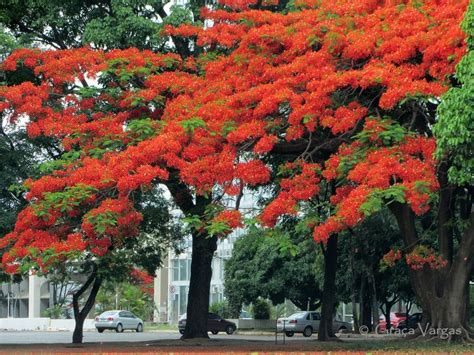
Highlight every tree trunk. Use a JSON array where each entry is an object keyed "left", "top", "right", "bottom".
[
  {"left": 166, "top": 182, "right": 218, "bottom": 339},
  {"left": 390, "top": 203, "right": 474, "bottom": 340},
  {"left": 359, "top": 278, "right": 372, "bottom": 330},
  {"left": 380, "top": 297, "right": 398, "bottom": 332},
  {"left": 72, "top": 272, "right": 101, "bottom": 344},
  {"left": 351, "top": 294, "right": 360, "bottom": 334},
  {"left": 382, "top": 302, "right": 392, "bottom": 332},
  {"left": 182, "top": 232, "right": 218, "bottom": 339},
  {"left": 369, "top": 270, "right": 379, "bottom": 330},
  {"left": 406, "top": 300, "right": 412, "bottom": 316},
  {"left": 349, "top": 234, "right": 360, "bottom": 333},
  {"left": 318, "top": 234, "right": 338, "bottom": 341}
]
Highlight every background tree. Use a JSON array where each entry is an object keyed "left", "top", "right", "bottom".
[
  {"left": 335, "top": 212, "right": 415, "bottom": 332},
  {"left": 0, "top": 0, "right": 166, "bottom": 50},
  {"left": 224, "top": 218, "right": 322, "bottom": 316}
]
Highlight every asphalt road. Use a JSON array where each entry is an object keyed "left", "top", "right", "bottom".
[{"left": 0, "top": 330, "right": 310, "bottom": 344}]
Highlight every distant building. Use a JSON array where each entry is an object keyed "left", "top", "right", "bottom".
[
  {"left": 0, "top": 274, "right": 51, "bottom": 318},
  {"left": 0, "top": 272, "right": 92, "bottom": 320}
]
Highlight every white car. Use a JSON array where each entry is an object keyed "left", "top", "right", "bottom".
[
  {"left": 95, "top": 310, "right": 144, "bottom": 333},
  {"left": 277, "top": 311, "right": 351, "bottom": 337}
]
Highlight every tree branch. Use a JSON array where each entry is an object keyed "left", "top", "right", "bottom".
[{"left": 72, "top": 265, "right": 97, "bottom": 320}]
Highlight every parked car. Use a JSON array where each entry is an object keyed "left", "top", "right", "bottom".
[
  {"left": 378, "top": 312, "right": 407, "bottom": 332},
  {"left": 239, "top": 310, "right": 252, "bottom": 319},
  {"left": 276, "top": 311, "right": 351, "bottom": 337},
  {"left": 178, "top": 312, "right": 237, "bottom": 335},
  {"left": 397, "top": 312, "right": 423, "bottom": 330},
  {"left": 333, "top": 313, "right": 352, "bottom": 333},
  {"left": 94, "top": 310, "right": 144, "bottom": 333}
]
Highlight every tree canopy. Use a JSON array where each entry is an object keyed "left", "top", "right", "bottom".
[
  {"left": 0, "top": 0, "right": 467, "bottom": 268},
  {"left": 0, "top": 0, "right": 472, "bottom": 341}
]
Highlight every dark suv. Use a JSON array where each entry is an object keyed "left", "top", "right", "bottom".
[
  {"left": 178, "top": 312, "right": 237, "bottom": 335},
  {"left": 397, "top": 312, "right": 423, "bottom": 330}
]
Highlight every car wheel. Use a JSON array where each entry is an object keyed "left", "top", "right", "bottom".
[
  {"left": 179, "top": 329, "right": 185, "bottom": 335},
  {"left": 136, "top": 323, "right": 143, "bottom": 333},
  {"left": 211, "top": 331, "right": 219, "bottom": 335},
  {"left": 285, "top": 331, "right": 294, "bottom": 337},
  {"left": 226, "top": 325, "right": 235, "bottom": 335},
  {"left": 97, "top": 328, "right": 105, "bottom": 333},
  {"left": 338, "top": 326, "right": 347, "bottom": 333},
  {"left": 303, "top": 326, "right": 313, "bottom": 337},
  {"left": 115, "top": 323, "right": 124, "bottom": 333}
]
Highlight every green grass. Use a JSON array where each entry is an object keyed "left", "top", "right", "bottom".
[{"left": 143, "top": 322, "right": 177, "bottom": 331}]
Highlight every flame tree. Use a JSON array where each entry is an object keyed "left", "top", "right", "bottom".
[{"left": 0, "top": 0, "right": 472, "bottom": 341}]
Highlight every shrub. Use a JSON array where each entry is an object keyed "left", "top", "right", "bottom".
[
  {"left": 209, "top": 300, "right": 233, "bottom": 319},
  {"left": 252, "top": 298, "right": 271, "bottom": 319},
  {"left": 41, "top": 304, "right": 64, "bottom": 319}
]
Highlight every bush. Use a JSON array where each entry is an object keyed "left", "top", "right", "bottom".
[
  {"left": 209, "top": 300, "right": 233, "bottom": 319},
  {"left": 252, "top": 298, "right": 271, "bottom": 319},
  {"left": 41, "top": 304, "right": 64, "bottom": 319}
]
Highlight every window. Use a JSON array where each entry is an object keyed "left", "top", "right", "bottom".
[
  {"left": 172, "top": 259, "right": 192, "bottom": 281},
  {"left": 172, "top": 260, "right": 179, "bottom": 281},
  {"left": 179, "top": 259, "right": 187, "bottom": 280},
  {"left": 311, "top": 312, "right": 320, "bottom": 320}
]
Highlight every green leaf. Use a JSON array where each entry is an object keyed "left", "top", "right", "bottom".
[{"left": 179, "top": 117, "right": 206, "bottom": 134}]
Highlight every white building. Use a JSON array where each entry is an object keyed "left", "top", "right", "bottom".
[{"left": 0, "top": 274, "right": 51, "bottom": 318}]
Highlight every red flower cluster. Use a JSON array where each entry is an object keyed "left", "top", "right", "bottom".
[
  {"left": 405, "top": 246, "right": 448, "bottom": 270},
  {"left": 261, "top": 163, "right": 320, "bottom": 226},
  {"left": 213, "top": 210, "right": 243, "bottom": 230},
  {"left": 381, "top": 249, "right": 402, "bottom": 268},
  {"left": 0, "top": 0, "right": 467, "bottom": 274},
  {"left": 130, "top": 268, "right": 154, "bottom": 296}
]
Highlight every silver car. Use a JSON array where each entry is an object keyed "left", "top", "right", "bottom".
[
  {"left": 95, "top": 310, "right": 144, "bottom": 333},
  {"left": 277, "top": 311, "right": 351, "bottom": 337}
]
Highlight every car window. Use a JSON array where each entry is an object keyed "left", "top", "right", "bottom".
[
  {"left": 311, "top": 312, "right": 320, "bottom": 320},
  {"left": 306, "top": 313, "right": 311, "bottom": 320},
  {"left": 124, "top": 311, "right": 134, "bottom": 318},
  {"left": 118, "top": 311, "right": 126, "bottom": 317},
  {"left": 100, "top": 311, "right": 117, "bottom": 317},
  {"left": 288, "top": 312, "right": 306, "bottom": 318},
  {"left": 208, "top": 313, "right": 220, "bottom": 320}
]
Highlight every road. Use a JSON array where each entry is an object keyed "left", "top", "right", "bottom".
[{"left": 0, "top": 330, "right": 311, "bottom": 344}]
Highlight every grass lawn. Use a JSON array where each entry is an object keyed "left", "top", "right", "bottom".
[{"left": 143, "top": 322, "right": 177, "bottom": 331}]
